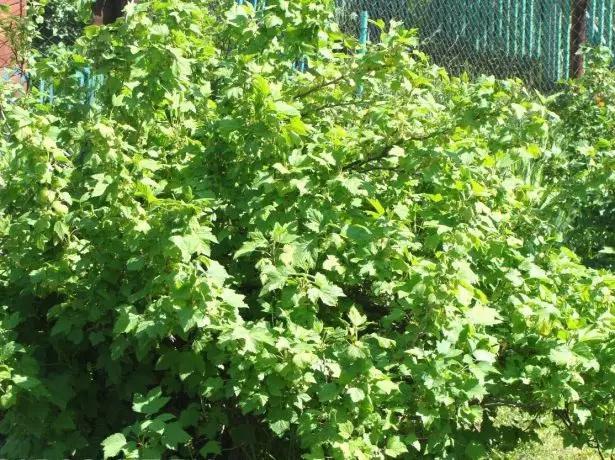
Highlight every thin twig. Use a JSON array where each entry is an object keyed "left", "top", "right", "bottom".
[
  {"left": 357, "top": 165, "right": 401, "bottom": 173},
  {"left": 342, "top": 126, "right": 449, "bottom": 172},
  {"left": 293, "top": 75, "right": 346, "bottom": 100},
  {"left": 342, "top": 144, "right": 396, "bottom": 171},
  {"left": 596, "top": 439, "right": 606, "bottom": 460},
  {"left": 304, "top": 97, "right": 386, "bottom": 115},
  {"left": 482, "top": 400, "right": 544, "bottom": 411}
]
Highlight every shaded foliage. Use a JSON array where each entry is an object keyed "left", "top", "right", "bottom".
[{"left": 0, "top": 1, "right": 613, "bottom": 459}]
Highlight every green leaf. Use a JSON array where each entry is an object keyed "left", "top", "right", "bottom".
[
  {"left": 375, "top": 380, "right": 399, "bottom": 395},
  {"left": 292, "top": 351, "right": 317, "bottom": 368},
  {"left": 347, "top": 306, "right": 366, "bottom": 327},
  {"left": 0, "top": 365, "right": 11, "bottom": 381},
  {"left": 102, "top": 433, "right": 126, "bottom": 459},
  {"left": 269, "top": 419, "right": 290, "bottom": 436},
  {"left": 207, "top": 260, "right": 229, "bottom": 285},
  {"left": 53, "top": 221, "right": 69, "bottom": 241},
  {"left": 338, "top": 420, "right": 354, "bottom": 439},
  {"left": 163, "top": 422, "right": 191, "bottom": 450},
  {"left": 260, "top": 264, "right": 288, "bottom": 294},
  {"left": 273, "top": 101, "right": 300, "bottom": 117},
  {"left": 505, "top": 269, "right": 524, "bottom": 287},
  {"left": 234, "top": 240, "right": 265, "bottom": 259},
  {"left": 322, "top": 255, "right": 342, "bottom": 272},
  {"left": 313, "top": 273, "right": 345, "bottom": 306},
  {"left": 385, "top": 436, "right": 408, "bottom": 458},
  {"left": 367, "top": 198, "right": 385, "bottom": 216},
  {"left": 12, "top": 374, "right": 42, "bottom": 390},
  {"left": 465, "top": 304, "right": 502, "bottom": 326},
  {"left": 253, "top": 75, "right": 271, "bottom": 97},
  {"left": 464, "top": 440, "right": 486, "bottom": 459},
  {"left": 347, "top": 343, "right": 367, "bottom": 361},
  {"left": 574, "top": 407, "right": 591, "bottom": 425},
  {"left": 220, "top": 288, "right": 248, "bottom": 309},
  {"left": 200, "top": 441, "right": 222, "bottom": 456},
  {"left": 133, "top": 387, "right": 171, "bottom": 415},
  {"left": 317, "top": 383, "right": 339, "bottom": 402},
  {"left": 126, "top": 256, "right": 145, "bottom": 271},
  {"left": 113, "top": 307, "right": 139, "bottom": 335},
  {"left": 347, "top": 387, "right": 365, "bottom": 402},
  {"left": 404, "top": 434, "right": 421, "bottom": 452},
  {"left": 473, "top": 349, "right": 496, "bottom": 364},
  {"left": 264, "top": 14, "right": 283, "bottom": 28},
  {"left": 549, "top": 347, "right": 576, "bottom": 367},
  {"left": 169, "top": 234, "right": 204, "bottom": 262},
  {"left": 150, "top": 24, "right": 170, "bottom": 36}
]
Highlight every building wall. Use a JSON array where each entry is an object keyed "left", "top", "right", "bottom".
[{"left": 0, "top": 0, "right": 26, "bottom": 73}]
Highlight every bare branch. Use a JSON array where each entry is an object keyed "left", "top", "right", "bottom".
[
  {"left": 341, "top": 126, "right": 450, "bottom": 172},
  {"left": 293, "top": 75, "right": 347, "bottom": 100},
  {"left": 304, "top": 97, "right": 386, "bottom": 116}
]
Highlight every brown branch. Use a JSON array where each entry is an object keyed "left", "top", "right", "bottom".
[
  {"left": 293, "top": 56, "right": 404, "bottom": 102},
  {"left": 342, "top": 144, "right": 396, "bottom": 172},
  {"left": 357, "top": 165, "right": 401, "bottom": 173},
  {"left": 341, "top": 126, "right": 450, "bottom": 172},
  {"left": 596, "top": 441, "right": 606, "bottom": 460},
  {"left": 293, "top": 75, "right": 347, "bottom": 100},
  {"left": 482, "top": 400, "right": 544, "bottom": 411},
  {"left": 303, "top": 97, "right": 386, "bottom": 116}
]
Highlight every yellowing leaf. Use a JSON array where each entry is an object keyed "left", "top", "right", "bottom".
[
  {"left": 102, "top": 433, "right": 126, "bottom": 459},
  {"left": 346, "top": 387, "right": 365, "bottom": 402},
  {"left": 273, "top": 101, "right": 300, "bottom": 117},
  {"left": 549, "top": 347, "right": 576, "bottom": 367},
  {"left": 347, "top": 306, "right": 366, "bottom": 327},
  {"left": 367, "top": 198, "right": 385, "bottom": 216},
  {"left": 472, "top": 349, "right": 496, "bottom": 363},
  {"left": 465, "top": 304, "right": 502, "bottom": 326}
]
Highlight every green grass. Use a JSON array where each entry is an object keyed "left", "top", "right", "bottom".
[
  {"left": 492, "top": 408, "right": 600, "bottom": 460},
  {"left": 502, "top": 425, "right": 598, "bottom": 460}
]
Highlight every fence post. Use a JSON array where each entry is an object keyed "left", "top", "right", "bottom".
[
  {"left": 359, "top": 11, "right": 369, "bottom": 50},
  {"left": 521, "top": 0, "right": 527, "bottom": 56},
  {"left": 357, "top": 11, "right": 368, "bottom": 97},
  {"left": 588, "top": 0, "right": 597, "bottom": 43},
  {"left": 556, "top": 2, "right": 563, "bottom": 80},
  {"left": 39, "top": 79, "right": 46, "bottom": 104},
  {"left": 564, "top": 0, "right": 571, "bottom": 76},
  {"left": 528, "top": 0, "right": 535, "bottom": 57},
  {"left": 607, "top": 0, "right": 613, "bottom": 51},
  {"left": 505, "top": 0, "right": 512, "bottom": 55},
  {"left": 598, "top": 0, "right": 605, "bottom": 42}
]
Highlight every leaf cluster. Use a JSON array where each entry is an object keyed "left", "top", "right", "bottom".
[{"left": 0, "top": 1, "right": 613, "bottom": 459}]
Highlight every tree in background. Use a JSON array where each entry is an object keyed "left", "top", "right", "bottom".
[
  {"left": 570, "top": 0, "right": 589, "bottom": 77},
  {"left": 92, "top": 0, "right": 133, "bottom": 25},
  {"left": 32, "top": 0, "right": 93, "bottom": 54}
]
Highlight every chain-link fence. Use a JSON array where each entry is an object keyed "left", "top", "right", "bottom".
[
  {"left": 335, "top": 0, "right": 614, "bottom": 89},
  {"left": 3, "top": 1, "right": 613, "bottom": 92}
]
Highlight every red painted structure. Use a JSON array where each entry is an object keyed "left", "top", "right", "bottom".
[{"left": 0, "top": 0, "right": 26, "bottom": 71}]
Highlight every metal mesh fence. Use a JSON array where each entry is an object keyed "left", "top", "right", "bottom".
[
  {"left": 335, "top": 0, "right": 615, "bottom": 89},
  {"left": 3, "top": 0, "right": 613, "bottom": 93}
]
